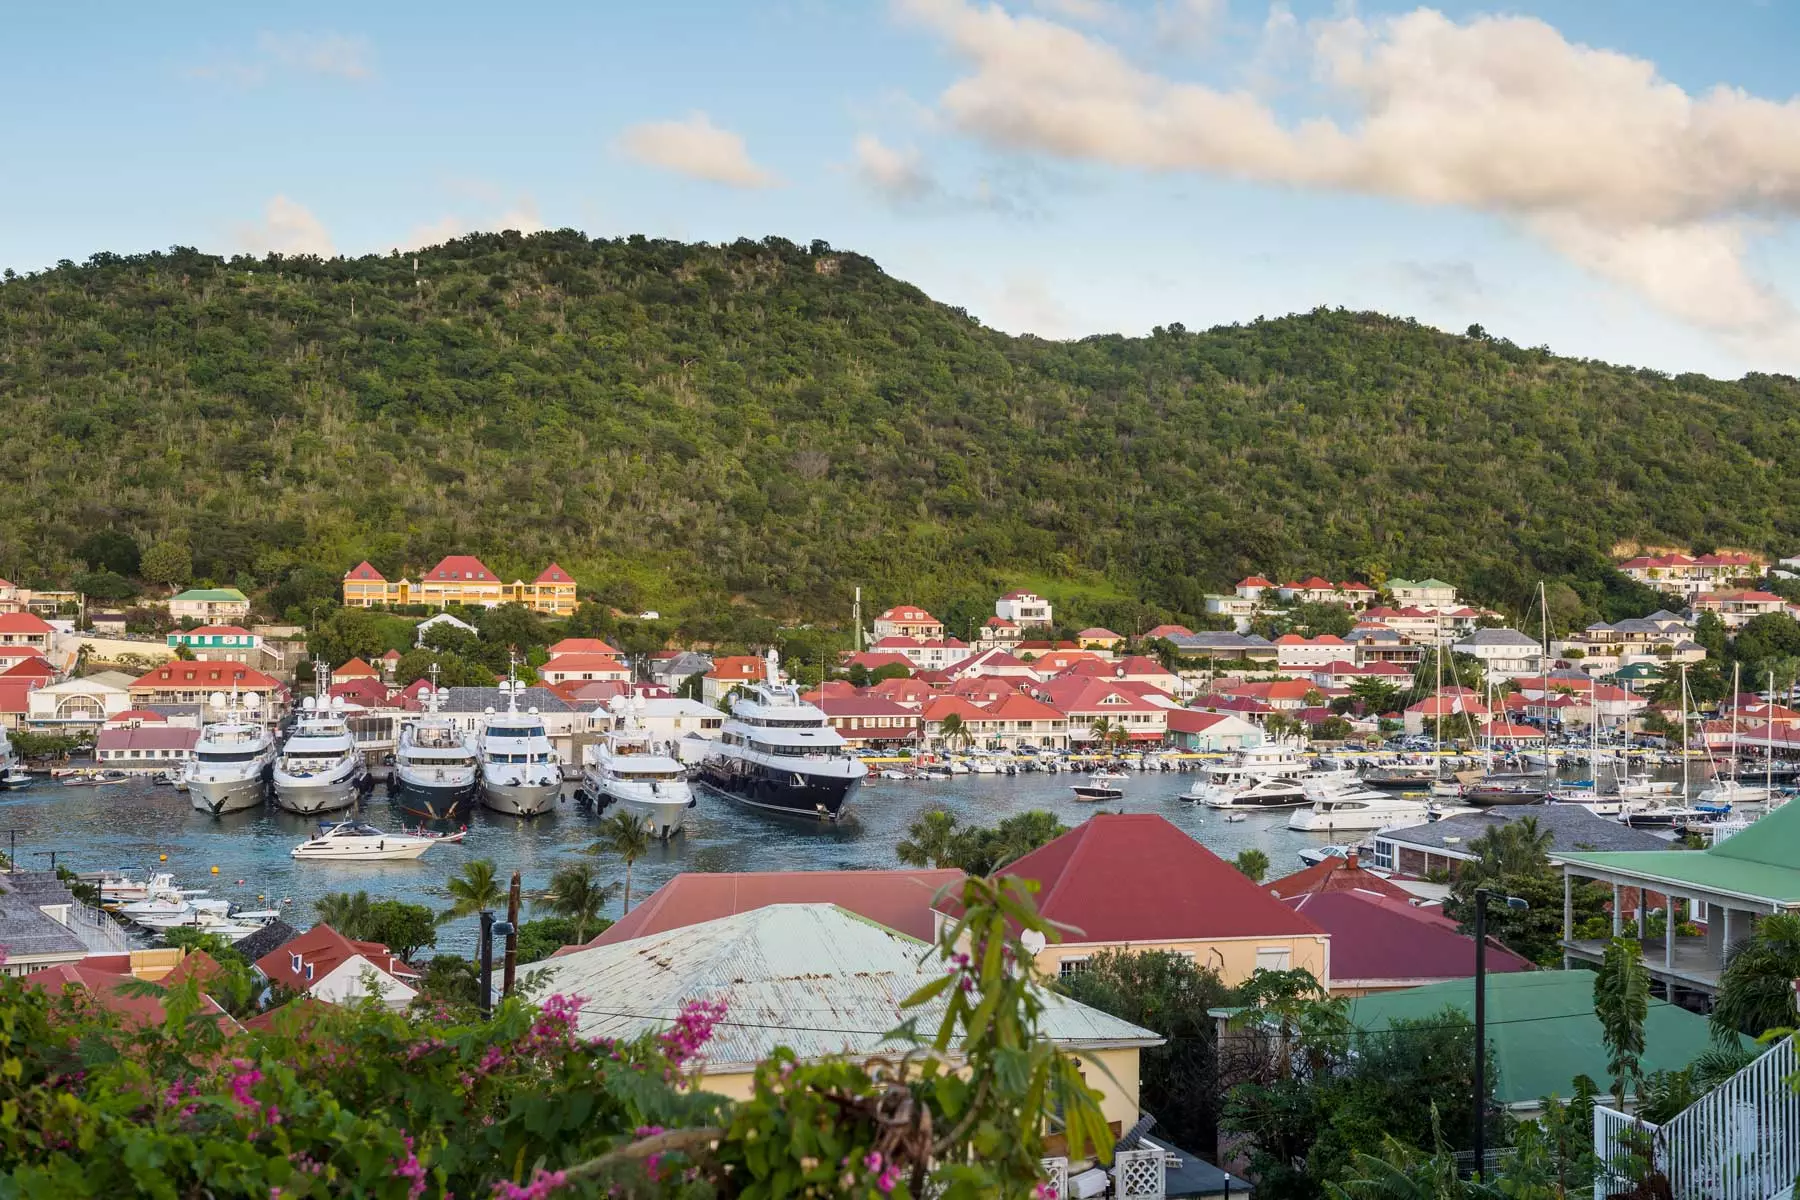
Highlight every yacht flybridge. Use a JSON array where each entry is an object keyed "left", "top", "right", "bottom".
[
  {"left": 696, "top": 649, "right": 866, "bottom": 820},
  {"left": 185, "top": 689, "right": 275, "bottom": 815},
  {"left": 582, "top": 694, "right": 695, "bottom": 838},
  {"left": 477, "top": 672, "right": 561, "bottom": 818}
]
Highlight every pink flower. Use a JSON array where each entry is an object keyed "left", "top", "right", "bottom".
[
  {"left": 658, "top": 997, "right": 727, "bottom": 1067},
  {"left": 864, "top": 1151, "right": 884, "bottom": 1173},
  {"left": 878, "top": 1165, "right": 902, "bottom": 1193},
  {"left": 490, "top": 1168, "right": 567, "bottom": 1200}
]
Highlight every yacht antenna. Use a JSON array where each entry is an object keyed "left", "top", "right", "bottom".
[
  {"left": 429, "top": 662, "right": 441, "bottom": 714},
  {"left": 312, "top": 657, "right": 328, "bottom": 702},
  {"left": 506, "top": 653, "right": 521, "bottom": 713},
  {"left": 853, "top": 586, "right": 862, "bottom": 654}
]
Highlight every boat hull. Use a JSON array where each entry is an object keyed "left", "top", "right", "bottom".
[
  {"left": 695, "top": 758, "right": 860, "bottom": 820},
  {"left": 393, "top": 772, "right": 478, "bottom": 820},
  {"left": 189, "top": 773, "right": 267, "bottom": 815},
  {"left": 480, "top": 779, "right": 561, "bottom": 818},
  {"left": 291, "top": 841, "right": 436, "bottom": 861},
  {"left": 1071, "top": 786, "right": 1123, "bottom": 802},
  {"left": 1461, "top": 788, "right": 1548, "bottom": 807},
  {"left": 1201, "top": 791, "right": 1310, "bottom": 810},
  {"left": 591, "top": 777, "right": 695, "bottom": 837},
  {"left": 273, "top": 763, "right": 364, "bottom": 815},
  {"left": 1287, "top": 808, "right": 1425, "bottom": 832}
]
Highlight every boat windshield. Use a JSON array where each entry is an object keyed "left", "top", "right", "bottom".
[
  {"left": 198, "top": 749, "right": 265, "bottom": 763},
  {"left": 487, "top": 725, "right": 543, "bottom": 739}
]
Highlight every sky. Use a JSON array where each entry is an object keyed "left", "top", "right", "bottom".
[{"left": 5, "top": 1, "right": 1800, "bottom": 378}]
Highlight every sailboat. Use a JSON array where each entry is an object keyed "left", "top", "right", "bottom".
[{"left": 1461, "top": 583, "right": 1552, "bottom": 808}]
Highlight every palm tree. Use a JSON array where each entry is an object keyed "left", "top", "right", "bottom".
[
  {"left": 535, "top": 862, "right": 619, "bottom": 943},
  {"left": 588, "top": 808, "right": 652, "bottom": 912},
  {"left": 1711, "top": 912, "right": 1800, "bottom": 1039},
  {"left": 938, "top": 711, "right": 969, "bottom": 753},
  {"left": 437, "top": 858, "right": 505, "bottom": 926},
  {"left": 1089, "top": 716, "right": 1115, "bottom": 750},
  {"left": 897, "top": 809, "right": 962, "bottom": 869},
  {"left": 1234, "top": 849, "right": 1270, "bottom": 883},
  {"left": 315, "top": 890, "right": 374, "bottom": 938},
  {"left": 1594, "top": 936, "right": 1650, "bottom": 1108}
]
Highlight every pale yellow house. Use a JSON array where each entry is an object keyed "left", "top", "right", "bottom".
[
  {"left": 951, "top": 813, "right": 1331, "bottom": 989},
  {"left": 529, "top": 902, "right": 1162, "bottom": 1138},
  {"left": 343, "top": 556, "right": 578, "bottom": 616}
]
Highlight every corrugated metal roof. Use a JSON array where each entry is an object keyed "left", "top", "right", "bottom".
[{"left": 529, "top": 903, "right": 1160, "bottom": 1070}]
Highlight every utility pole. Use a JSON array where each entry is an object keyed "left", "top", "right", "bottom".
[
  {"left": 853, "top": 587, "right": 862, "bottom": 654},
  {"left": 1472, "top": 888, "right": 1527, "bottom": 1180},
  {"left": 502, "top": 871, "right": 522, "bottom": 998},
  {"left": 478, "top": 910, "right": 495, "bottom": 1020}
]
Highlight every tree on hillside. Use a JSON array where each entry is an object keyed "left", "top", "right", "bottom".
[
  {"left": 478, "top": 603, "right": 545, "bottom": 655},
  {"left": 76, "top": 530, "right": 140, "bottom": 577},
  {"left": 140, "top": 540, "right": 192, "bottom": 589}
]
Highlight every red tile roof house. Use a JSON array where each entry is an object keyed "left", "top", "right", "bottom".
[
  {"left": 548, "top": 637, "right": 621, "bottom": 657},
  {"left": 254, "top": 924, "right": 421, "bottom": 1010},
  {"left": 0, "top": 676, "right": 42, "bottom": 730},
  {"left": 129, "top": 662, "right": 285, "bottom": 716},
  {"left": 1034, "top": 678, "right": 1169, "bottom": 744},
  {"left": 554, "top": 867, "right": 966, "bottom": 956},
  {"left": 539, "top": 653, "right": 632, "bottom": 685},
  {"left": 945, "top": 813, "right": 1330, "bottom": 988},
  {"left": 331, "top": 657, "right": 381, "bottom": 684},
  {"left": 0, "top": 611, "right": 54, "bottom": 652},
  {"left": 94, "top": 725, "right": 202, "bottom": 772},
  {"left": 25, "top": 952, "right": 240, "bottom": 1031},
  {"left": 1266, "top": 854, "right": 1416, "bottom": 903},
  {"left": 702, "top": 654, "right": 768, "bottom": 706},
  {"left": 871, "top": 605, "right": 944, "bottom": 641},
  {"left": 1280, "top": 888, "right": 1533, "bottom": 995}
]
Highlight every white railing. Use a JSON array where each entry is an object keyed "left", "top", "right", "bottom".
[
  {"left": 1595, "top": 1037, "right": 1800, "bottom": 1200},
  {"left": 1039, "top": 1157, "right": 1067, "bottom": 1200},
  {"left": 1115, "top": 1147, "right": 1167, "bottom": 1198},
  {"left": 1594, "top": 1106, "right": 1658, "bottom": 1200}
]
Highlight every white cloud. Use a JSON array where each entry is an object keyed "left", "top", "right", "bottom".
[
  {"left": 234, "top": 196, "right": 336, "bottom": 257},
  {"left": 401, "top": 196, "right": 546, "bottom": 250},
  {"left": 616, "top": 113, "right": 780, "bottom": 188},
  {"left": 897, "top": 0, "right": 1800, "bottom": 361},
  {"left": 1031, "top": 0, "right": 1117, "bottom": 22},
  {"left": 984, "top": 273, "right": 1084, "bottom": 338},
  {"left": 190, "top": 31, "right": 374, "bottom": 85},
  {"left": 852, "top": 134, "right": 939, "bottom": 203},
  {"left": 1154, "top": 0, "right": 1227, "bottom": 50}
]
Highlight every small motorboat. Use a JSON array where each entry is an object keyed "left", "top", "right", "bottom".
[
  {"left": 291, "top": 820, "right": 442, "bottom": 862},
  {"left": 1071, "top": 775, "right": 1124, "bottom": 802},
  {"left": 1297, "top": 843, "right": 1355, "bottom": 867},
  {"left": 61, "top": 770, "right": 132, "bottom": 788},
  {"left": 1223, "top": 812, "right": 1249, "bottom": 823}
]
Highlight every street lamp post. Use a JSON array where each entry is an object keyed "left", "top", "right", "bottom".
[
  {"left": 477, "top": 910, "right": 517, "bottom": 1022},
  {"left": 1472, "top": 887, "right": 1527, "bottom": 1181}
]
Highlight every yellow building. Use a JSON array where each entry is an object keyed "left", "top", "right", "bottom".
[
  {"left": 531, "top": 902, "right": 1163, "bottom": 1140},
  {"left": 342, "top": 556, "right": 577, "bottom": 616},
  {"left": 959, "top": 812, "right": 1331, "bottom": 989}
]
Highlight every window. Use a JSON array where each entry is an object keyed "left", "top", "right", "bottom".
[
  {"left": 305, "top": 963, "right": 314, "bottom": 981},
  {"left": 290, "top": 953, "right": 302, "bottom": 973},
  {"left": 1255, "top": 947, "right": 1292, "bottom": 972},
  {"left": 1058, "top": 957, "right": 1090, "bottom": 978}
]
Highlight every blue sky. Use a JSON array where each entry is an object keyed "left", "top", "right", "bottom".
[{"left": 5, "top": 0, "right": 1799, "bottom": 377}]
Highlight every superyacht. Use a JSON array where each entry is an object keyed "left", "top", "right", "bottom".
[
  {"left": 272, "top": 695, "right": 366, "bottom": 815},
  {"left": 696, "top": 649, "right": 866, "bottom": 819},
  {"left": 185, "top": 690, "right": 275, "bottom": 815},
  {"left": 582, "top": 694, "right": 695, "bottom": 838},
  {"left": 392, "top": 678, "right": 479, "bottom": 819},
  {"left": 477, "top": 675, "right": 562, "bottom": 817}
]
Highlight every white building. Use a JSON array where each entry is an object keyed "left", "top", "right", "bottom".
[
  {"left": 25, "top": 673, "right": 136, "bottom": 730},
  {"left": 1451, "top": 628, "right": 1546, "bottom": 682},
  {"left": 993, "top": 590, "right": 1053, "bottom": 629},
  {"left": 870, "top": 605, "right": 943, "bottom": 641},
  {"left": 1272, "top": 634, "right": 1350, "bottom": 670},
  {"left": 1388, "top": 578, "right": 1459, "bottom": 608}
]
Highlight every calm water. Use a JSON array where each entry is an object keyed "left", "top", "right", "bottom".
[{"left": 3, "top": 770, "right": 1322, "bottom": 954}]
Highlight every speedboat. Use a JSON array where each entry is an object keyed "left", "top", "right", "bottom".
[
  {"left": 477, "top": 677, "right": 562, "bottom": 818},
  {"left": 1297, "top": 843, "right": 1355, "bottom": 867},
  {"left": 696, "top": 650, "right": 867, "bottom": 820},
  {"left": 1071, "top": 774, "right": 1124, "bottom": 802},
  {"left": 1186, "top": 743, "right": 1311, "bottom": 804},
  {"left": 291, "top": 819, "right": 441, "bottom": 861},
  {"left": 392, "top": 684, "right": 479, "bottom": 820},
  {"left": 186, "top": 694, "right": 275, "bottom": 815},
  {"left": 1695, "top": 779, "right": 1772, "bottom": 807},
  {"left": 0, "top": 727, "right": 30, "bottom": 790},
  {"left": 1201, "top": 777, "right": 1311, "bottom": 810},
  {"left": 1287, "top": 784, "right": 1431, "bottom": 832},
  {"left": 1359, "top": 760, "right": 1438, "bottom": 787},
  {"left": 582, "top": 695, "right": 695, "bottom": 838},
  {"left": 273, "top": 697, "right": 366, "bottom": 815},
  {"left": 1460, "top": 773, "right": 1550, "bottom": 807},
  {"left": 60, "top": 770, "right": 131, "bottom": 787}
]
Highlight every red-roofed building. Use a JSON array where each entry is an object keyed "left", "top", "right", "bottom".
[
  {"left": 808, "top": 694, "right": 921, "bottom": 749},
  {"left": 346, "top": 555, "right": 577, "bottom": 614},
  {"left": 1144, "top": 624, "right": 1193, "bottom": 640},
  {"left": 1403, "top": 693, "right": 1492, "bottom": 734},
  {"left": 1027, "top": 649, "right": 1103, "bottom": 674},
  {"left": 1693, "top": 590, "right": 1789, "bottom": 630},
  {"left": 1218, "top": 678, "right": 1320, "bottom": 711},
  {"left": 0, "top": 611, "right": 54, "bottom": 652},
  {"left": 1236, "top": 576, "right": 1274, "bottom": 599},
  {"left": 976, "top": 614, "right": 1022, "bottom": 649},
  {"left": 527, "top": 563, "right": 579, "bottom": 616},
  {"left": 380, "top": 649, "right": 401, "bottom": 675},
  {"left": 920, "top": 695, "right": 995, "bottom": 748},
  {"left": 978, "top": 691, "right": 1070, "bottom": 749},
  {"left": 0, "top": 656, "right": 55, "bottom": 683},
  {"left": 1053, "top": 655, "right": 1181, "bottom": 696},
  {"left": 869, "top": 676, "right": 937, "bottom": 708},
  {"left": 327, "top": 679, "right": 395, "bottom": 710},
  {"left": 870, "top": 635, "right": 972, "bottom": 671},
  {"left": 0, "top": 676, "right": 43, "bottom": 729},
  {"left": 994, "top": 590, "right": 1053, "bottom": 628},
  {"left": 1273, "top": 633, "right": 1349, "bottom": 669},
  {"left": 332, "top": 657, "right": 380, "bottom": 684},
  {"left": 872, "top": 605, "right": 943, "bottom": 641},
  {"left": 1266, "top": 855, "right": 1414, "bottom": 902},
  {"left": 1164, "top": 708, "right": 1261, "bottom": 751},
  {"left": 961, "top": 814, "right": 1329, "bottom": 986},
  {"left": 1277, "top": 576, "right": 1345, "bottom": 604},
  {"left": 1619, "top": 550, "right": 1762, "bottom": 599},
  {"left": 703, "top": 654, "right": 769, "bottom": 706},
  {"left": 94, "top": 724, "right": 201, "bottom": 771},
  {"left": 254, "top": 924, "right": 420, "bottom": 1010},
  {"left": 0, "top": 645, "right": 49, "bottom": 672},
  {"left": 545, "top": 638, "right": 613, "bottom": 657},
  {"left": 951, "top": 647, "right": 1037, "bottom": 680},
  {"left": 128, "top": 662, "right": 283, "bottom": 717},
  {"left": 558, "top": 868, "right": 967, "bottom": 955},
  {"left": 843, "top": 651, "right": 914, "bottom": 676},
  {"left": 1485, "top": 722, "right": 1545, "bottom": 743},
  {"left": 1076, "top": 627, "right": 1123, "bottom": 652},
  {"left": 167, "top": 624, "right": 264, "bottom": 665},
  {"left": 1034, "top": 677, "right": 1168, "bottom": 743},
  {"left": 1281, "top": 888, "right": 1531, "bottom": 994},
  {"left": 540, "top": 653, "right": 632, "bottom": 686},
  {"left": 24, "top": 958, "right": 238, "bottom": 1030}
]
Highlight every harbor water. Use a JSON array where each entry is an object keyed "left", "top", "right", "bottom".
[{"left": 4, "top": 770, "right": 1320, "bottom": 954}]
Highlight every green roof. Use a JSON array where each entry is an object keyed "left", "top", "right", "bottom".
[
  {"left": 172, "top": 588, "right": 247, "bottom": 602},
  {"left": 1560, "top": 799, "right": 1800, "bottom": 905},
  {"left": 1606, "top": 663, "right": 1665, "bottom": 681},
  {"left": 1347, "top": 971, "right": 1737, "bottom": 1105},
  {"left": 1389, "top": 577, "right": 1454, "bottom": 589}
]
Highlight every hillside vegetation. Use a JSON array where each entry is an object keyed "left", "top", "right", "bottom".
[{"left": 3, "top": 230, "right": 1798, "bottom": 629}]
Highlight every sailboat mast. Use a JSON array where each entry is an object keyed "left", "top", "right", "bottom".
[
  {"left": 1680, "top": 663, "right": 1690, "bottom": 801},
  {"left": 1769, "top": 668, "right": 1776, "bottom": 801},
  {"left": 1731, "top": 661, "right": 1741, "bottom": 785}
]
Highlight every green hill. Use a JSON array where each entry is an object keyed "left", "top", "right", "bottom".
[{"left": 3, "top": 231, "right": 1797, "bottom": 633}]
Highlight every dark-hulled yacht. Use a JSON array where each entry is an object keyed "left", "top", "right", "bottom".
[{"left": 695, "top": 650, "right": 866, "bottom": 820}]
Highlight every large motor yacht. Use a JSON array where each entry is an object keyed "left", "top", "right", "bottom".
[
  {"left": 1185, "top": 741, "right": 1311, "bottom": 806},
  {"left": 696, "top": 650, "right": 866, "bottom": 820},
  {"left": 477, "top": 677, "right": 562, "bottom": 818},
  {"left": 392, "top": 682, "right": 479, "bottom": 820},
  {"left": 185, "top": 690, "right": 276, "bottom": 815},
  {"left": 273, "top": 694, "right": 366, "bottom": 815},
  {"left": 1287, "top": 782, "right": 1432, "bottom": 832},
  {"left": 582, "top": 695, "right": 694, "bottom": 838}
]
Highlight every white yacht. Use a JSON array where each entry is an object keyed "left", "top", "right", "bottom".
[
  {"left": 696, "top": 649, "right": 867, "bottom": 820},
  {"left": 273, "top": 696, "right": 366, "bottom": 815},
  {"left": 291, "top": 819, "right": 441, "bottom": 861},
  {"left": 582, "top": 695, "right": 694, "bottom": 838},
  {"left": 1201, "top": 777, "right": 1311, "bottom": 810},
  {"left": 185, "top": 691, "right": 275, "bottom": 815},
  {"left": 1287, "top": 783, "right": 1432, "bottom": 832},
  {"left": 0, "top": 725, "right": 28, "bottom": 789},
  {"left": 1186, "top": 741, "right": 1312, "bottom": 806},
  {"left": 477, "top": 678, "right": 562, "bottom": 818},
  {"left": 392, "top": 683, "right": 479, "bottom": 820}
]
